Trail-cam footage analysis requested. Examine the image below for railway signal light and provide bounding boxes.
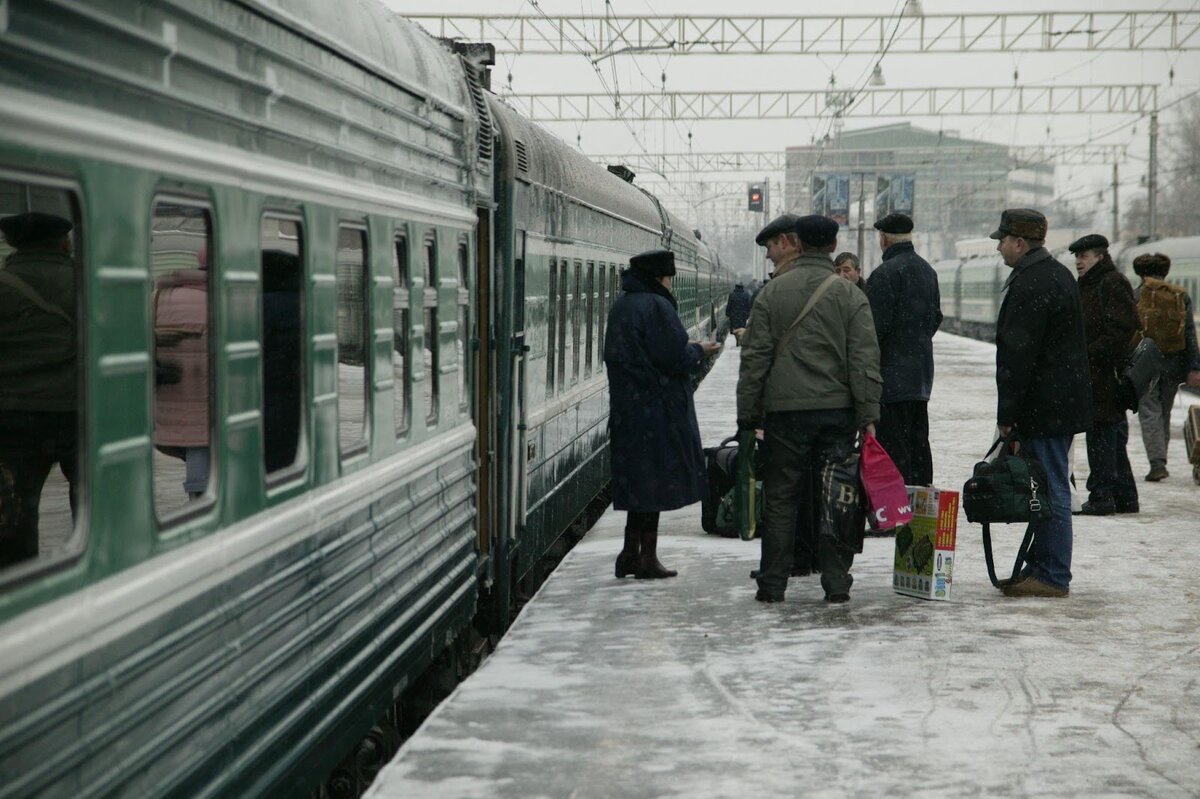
[747,183,764,212]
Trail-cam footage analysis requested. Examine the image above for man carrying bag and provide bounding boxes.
[989,209,1092,598]
[736,214,882,604]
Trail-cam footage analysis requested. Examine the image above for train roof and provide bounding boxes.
[244,0,469,116]
[1117,235,1200,265]
[488,98,664,234]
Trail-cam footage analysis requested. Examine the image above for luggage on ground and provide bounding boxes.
[860,432,913,532]
[1185,405,1200,485]
[701,434,763,538]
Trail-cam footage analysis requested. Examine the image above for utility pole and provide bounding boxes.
[1148,112,1158,239]
[856,174,867,259]
[1111,162,1119,243]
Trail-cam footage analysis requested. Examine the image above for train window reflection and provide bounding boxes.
[423,308,438,426]
[336,226,368,456]
[151,201,215,521]
[261,216,305,477]
[391,234,410,437]
[546,259,557,397]
[584,263,594,378]
[457,241,470,414]
[571,261,581,384]
[0,181,83,576]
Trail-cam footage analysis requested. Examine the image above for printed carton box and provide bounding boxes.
[893,486,958,601]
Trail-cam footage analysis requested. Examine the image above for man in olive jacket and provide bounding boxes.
[737,215,882,604]
[991,209,1091,598]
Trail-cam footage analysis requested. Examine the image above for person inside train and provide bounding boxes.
[833,252,865,291]
[1070,234,1139,516]
[864,213,943,488]
[990,209,1091,598]
[0,212,79,569]
[604,249,720,580]
[153,243,212,499]
[737,214,881,604]
[1130,252,1200,482]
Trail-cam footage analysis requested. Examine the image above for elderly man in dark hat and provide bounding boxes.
[864,213,942,489]
[990,209,1091,598]
[0,211,79,568]
[737,215,881,604]
[1069,233,1139,515]
[604,248,721,580]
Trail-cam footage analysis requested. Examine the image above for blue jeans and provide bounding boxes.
[1023,435,1074,590]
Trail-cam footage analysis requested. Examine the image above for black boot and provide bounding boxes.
[635,528,677,579]
[615,526,640,578]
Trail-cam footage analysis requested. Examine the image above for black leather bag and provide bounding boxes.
[962,434,1054,588]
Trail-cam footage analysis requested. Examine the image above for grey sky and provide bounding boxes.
[386,1,1199,223]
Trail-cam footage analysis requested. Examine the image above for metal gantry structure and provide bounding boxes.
[501,85,1158,122]
[410,11,1200,56]
[587,144,1132,174]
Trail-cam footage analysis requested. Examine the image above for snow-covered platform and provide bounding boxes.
[368,333,1200,798]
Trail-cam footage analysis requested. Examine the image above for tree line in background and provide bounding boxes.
[1123,96,1200,241]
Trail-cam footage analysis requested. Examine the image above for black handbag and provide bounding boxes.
[962,434,1054,588]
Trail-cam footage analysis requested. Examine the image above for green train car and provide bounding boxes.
[0,2,731,796]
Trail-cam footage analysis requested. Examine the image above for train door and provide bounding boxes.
[473,208,496,554]
[508,230,528,549]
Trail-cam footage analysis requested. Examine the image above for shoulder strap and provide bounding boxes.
[783,272,841,338]
[0,269,74,325]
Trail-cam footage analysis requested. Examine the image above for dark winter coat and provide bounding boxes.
[865,242,943,403]
[725,285,752,328]
[995,247,1093,438]
[604,270,706,512]
[1077,259,1138,424]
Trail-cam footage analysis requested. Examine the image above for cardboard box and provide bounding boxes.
[893,486,959,601]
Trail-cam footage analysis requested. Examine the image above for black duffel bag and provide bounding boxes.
[962,433,1054,588]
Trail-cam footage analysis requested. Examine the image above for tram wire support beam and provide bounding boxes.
[1148,111,1158,239]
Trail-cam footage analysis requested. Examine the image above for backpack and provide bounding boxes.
[1137,278,1188,354]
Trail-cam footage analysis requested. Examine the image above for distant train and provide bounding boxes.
[0,2,730,797]
[936,236,1200,341]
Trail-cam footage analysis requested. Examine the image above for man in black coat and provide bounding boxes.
[864,213,943,486]
[1070,234,1139,515]
[725,282,752,333]
[604,249,721,579]
[991,209,1092,598]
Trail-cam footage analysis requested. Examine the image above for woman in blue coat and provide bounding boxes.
[604,249,721,579]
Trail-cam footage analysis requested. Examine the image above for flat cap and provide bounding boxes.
[0,212,73,249]
[873,213,913,235]
[754,213,800,246]
[988,208,1047,241]
[794,214,839,248]
[629,248,676,277]
[1067,233,1109,253]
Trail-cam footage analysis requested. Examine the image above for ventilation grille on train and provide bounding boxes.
[514,138,530,173]
[460,57,493,163]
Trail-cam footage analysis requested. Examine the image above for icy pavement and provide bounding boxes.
[369,332,1200,799]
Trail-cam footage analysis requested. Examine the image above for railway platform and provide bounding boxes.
[367,332,1200,798]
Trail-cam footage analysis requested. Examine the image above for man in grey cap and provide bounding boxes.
[753,213,802,280]
[990,209,1091,598]
[738,214,881,604]
[865,213,942,489]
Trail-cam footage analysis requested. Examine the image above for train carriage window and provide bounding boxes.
[596,262,607,362]
[457,241,470,414]
[422,234,438,426]
[584,263,595,378]
[150,200,215,521]
[391,234,410,437]
[546,258,557,397]
[0,179,84,578]
[571,261,581,384]
[336,225,368,456]
[557,261,567,393]
[260,215,305,478]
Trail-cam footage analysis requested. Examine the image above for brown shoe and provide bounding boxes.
[615,527,640,578]
[1145,465,1169,482]
[1002,575,1068,598]
[635,529,677,579]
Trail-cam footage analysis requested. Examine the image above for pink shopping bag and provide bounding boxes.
[860,433,914,531]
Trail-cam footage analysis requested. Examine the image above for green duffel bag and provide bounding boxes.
[962,434,1054,588]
